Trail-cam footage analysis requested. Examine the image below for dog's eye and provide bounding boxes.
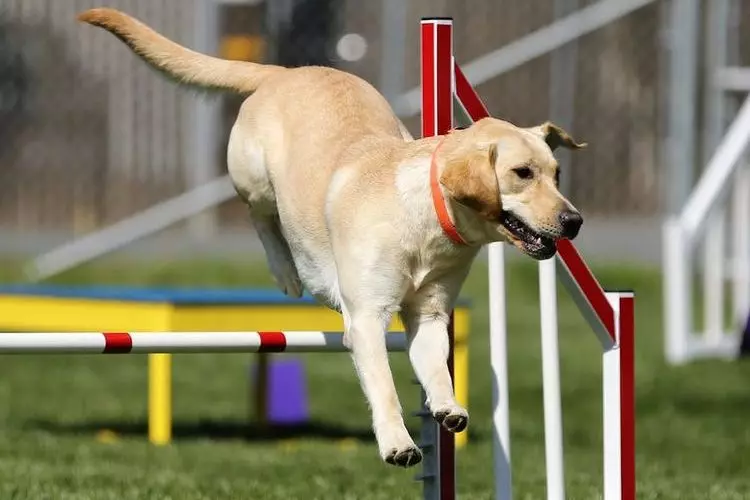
[513,167,533,180]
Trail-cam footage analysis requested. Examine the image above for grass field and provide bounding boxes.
[1,257,750,499]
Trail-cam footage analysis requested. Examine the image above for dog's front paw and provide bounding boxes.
[432,404,469,433]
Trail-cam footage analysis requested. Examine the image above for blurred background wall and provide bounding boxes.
[0,0,745,265]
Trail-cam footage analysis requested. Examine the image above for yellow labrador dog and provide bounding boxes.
[78,8,585,468]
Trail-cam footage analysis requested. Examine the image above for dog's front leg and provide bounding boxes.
[403,310,469,433]
[401,275,470,434]
[346,309,422,467]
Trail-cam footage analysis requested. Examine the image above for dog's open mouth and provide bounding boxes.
[498,210,557,260]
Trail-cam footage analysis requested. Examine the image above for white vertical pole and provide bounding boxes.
[665,0,699,216]
[663,219,692,364]
[548,0,579,198]
[602,345,622,500]
[539,258,565,500]
[702,0,731,348]
[489,242,512,500]
[187,0,220,239]
[703,211,726,345]
[380,0,407,104]
[733,163,750,328]
[602,294,623,500]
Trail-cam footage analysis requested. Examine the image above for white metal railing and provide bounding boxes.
[663,94,750,364]
[24,177,236,281]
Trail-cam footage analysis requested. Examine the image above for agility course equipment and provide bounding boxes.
[662,0,750,365]
[663,94,750,364]
[0,17,634,500]
[0,330,454,499]
[0,284,471,449]
[420,17,635,500]
[250,356,309,425]
[0,331,407,354]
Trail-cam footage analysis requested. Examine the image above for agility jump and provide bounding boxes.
[0,329,453,499]
[0,331,407,354]
[0,16,634,500]
[420,17,635,500]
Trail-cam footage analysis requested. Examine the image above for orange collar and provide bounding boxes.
[430,135,467,245]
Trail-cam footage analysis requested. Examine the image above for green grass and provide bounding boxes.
[1,257,750,499]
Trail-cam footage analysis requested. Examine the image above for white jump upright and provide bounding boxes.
[421,17,636,500]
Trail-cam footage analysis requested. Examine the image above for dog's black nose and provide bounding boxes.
[559,210,583,239]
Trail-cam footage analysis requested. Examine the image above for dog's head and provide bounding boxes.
[440,117,585,260]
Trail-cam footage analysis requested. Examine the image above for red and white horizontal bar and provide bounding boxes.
[0,331,407,354]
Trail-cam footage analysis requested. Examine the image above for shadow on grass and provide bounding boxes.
[27,418,377,442]
[25,418,454,443]
[27,418,487,444]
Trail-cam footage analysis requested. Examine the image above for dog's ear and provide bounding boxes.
[532,121,587,151]
[440,144,502,220]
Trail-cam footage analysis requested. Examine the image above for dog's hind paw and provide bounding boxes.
[384,445,423,468]
[433,405,469,433]
[377,426,422,468]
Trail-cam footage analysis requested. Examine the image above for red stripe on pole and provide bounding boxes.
[556,239,615,339]
[454,65,490,120]
[258,331,286,352]
[102,332,132,353]
[619,295,636,500]
[435,23,453,135]
[421,22,436,137]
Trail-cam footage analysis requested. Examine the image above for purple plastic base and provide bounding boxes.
[252,357,310,425]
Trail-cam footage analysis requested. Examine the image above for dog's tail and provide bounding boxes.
[77,8,284,94]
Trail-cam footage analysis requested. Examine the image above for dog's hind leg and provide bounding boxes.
[227,121,303,298]
[346,306,422,467]
[250,213,303,298]
[227,151,300,296]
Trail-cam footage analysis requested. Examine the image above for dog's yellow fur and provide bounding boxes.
[78,8,586,468]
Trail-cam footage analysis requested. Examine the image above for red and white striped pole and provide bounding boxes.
[0,331,408,354]
[557,242,636,500]
[420,17,456,500]
[602,292,635,500]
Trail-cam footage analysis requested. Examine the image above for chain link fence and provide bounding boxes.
[0,0,739,256]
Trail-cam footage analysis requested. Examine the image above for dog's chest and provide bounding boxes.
[405,226,476,292]
[395,165,478,290]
